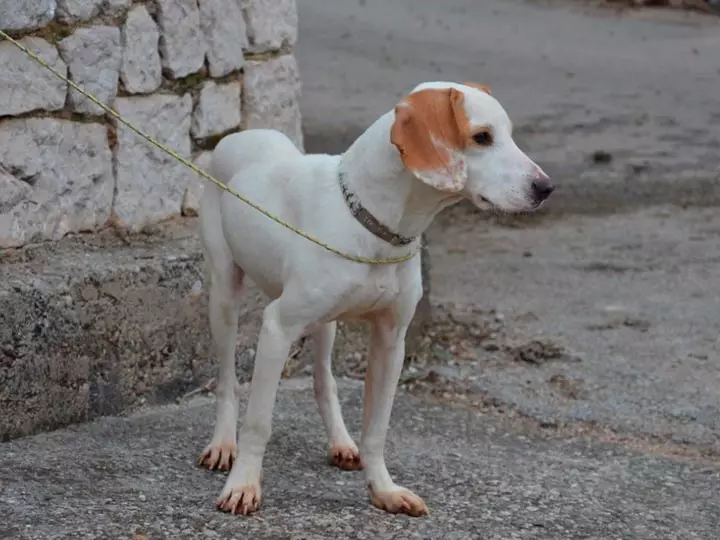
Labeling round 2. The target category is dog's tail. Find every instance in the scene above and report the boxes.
[197,131,250,218]
[198,129,302,231]
[208,132,251,188]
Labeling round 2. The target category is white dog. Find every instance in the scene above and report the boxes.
[197,81,553,517]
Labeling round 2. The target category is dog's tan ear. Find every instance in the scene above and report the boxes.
[463,82,491,95]
[390,88,469,193]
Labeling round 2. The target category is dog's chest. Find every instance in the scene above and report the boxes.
[335,270,402,319]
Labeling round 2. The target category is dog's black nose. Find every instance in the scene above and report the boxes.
[531,177,554,203]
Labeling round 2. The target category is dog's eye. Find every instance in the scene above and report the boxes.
[472,130,493,146]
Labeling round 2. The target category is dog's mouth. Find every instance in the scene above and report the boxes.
[471,193,544,214]
[471,193,494,208]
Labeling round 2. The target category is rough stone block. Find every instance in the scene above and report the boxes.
[57,0,100,22]
[112,94,194,229]
[58,26,122,115]
[156,0,206,79]
[198,0,246,77]
[120,5,162,94]
[0,0,55,31]
[102,0,130,16]
[56,0,130,24]
[0,119,113,248]
[191,81,241,139]
[240,0,297,53]
[0,37,67,117]
[244,55,303,150]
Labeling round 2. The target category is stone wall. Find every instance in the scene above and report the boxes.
[0,0,302,248]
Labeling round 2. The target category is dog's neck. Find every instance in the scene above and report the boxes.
[340,112,463,242]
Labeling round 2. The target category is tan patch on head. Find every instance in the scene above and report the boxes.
[463,82,491,95]
[390,88,471,192]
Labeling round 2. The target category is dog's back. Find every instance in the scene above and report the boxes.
[210,129,301,185]
[199,128,339,298]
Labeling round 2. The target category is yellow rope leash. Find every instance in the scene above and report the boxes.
[0,29,417,265]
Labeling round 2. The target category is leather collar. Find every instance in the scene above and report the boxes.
[338,170,416,247]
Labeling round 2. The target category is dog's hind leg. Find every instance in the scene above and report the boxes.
[198,184,245,472]
[197,264,244,471]
[313,322,362,471]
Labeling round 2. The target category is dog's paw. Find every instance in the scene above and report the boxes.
[216,483,261,516]
[328,444,363,471]
[198,441,237,472]
[370,487,428,517]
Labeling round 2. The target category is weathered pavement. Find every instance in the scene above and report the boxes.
[1,379,718,540]
[427,205,720,454]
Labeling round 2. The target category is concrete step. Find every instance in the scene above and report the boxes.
[0,220,413,441]
[1,220,210,441]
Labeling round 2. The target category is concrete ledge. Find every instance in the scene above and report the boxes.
[0,219,430,441]
[1,220,209,440]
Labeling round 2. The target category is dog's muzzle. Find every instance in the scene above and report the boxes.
[530,170,554,205]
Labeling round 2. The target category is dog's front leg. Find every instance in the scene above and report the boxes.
[361,305,428,517]
[216,299,306,516]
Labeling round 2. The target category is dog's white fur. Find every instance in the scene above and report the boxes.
[198,81,552,516]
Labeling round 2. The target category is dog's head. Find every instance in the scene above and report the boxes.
[390,82,553,212]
